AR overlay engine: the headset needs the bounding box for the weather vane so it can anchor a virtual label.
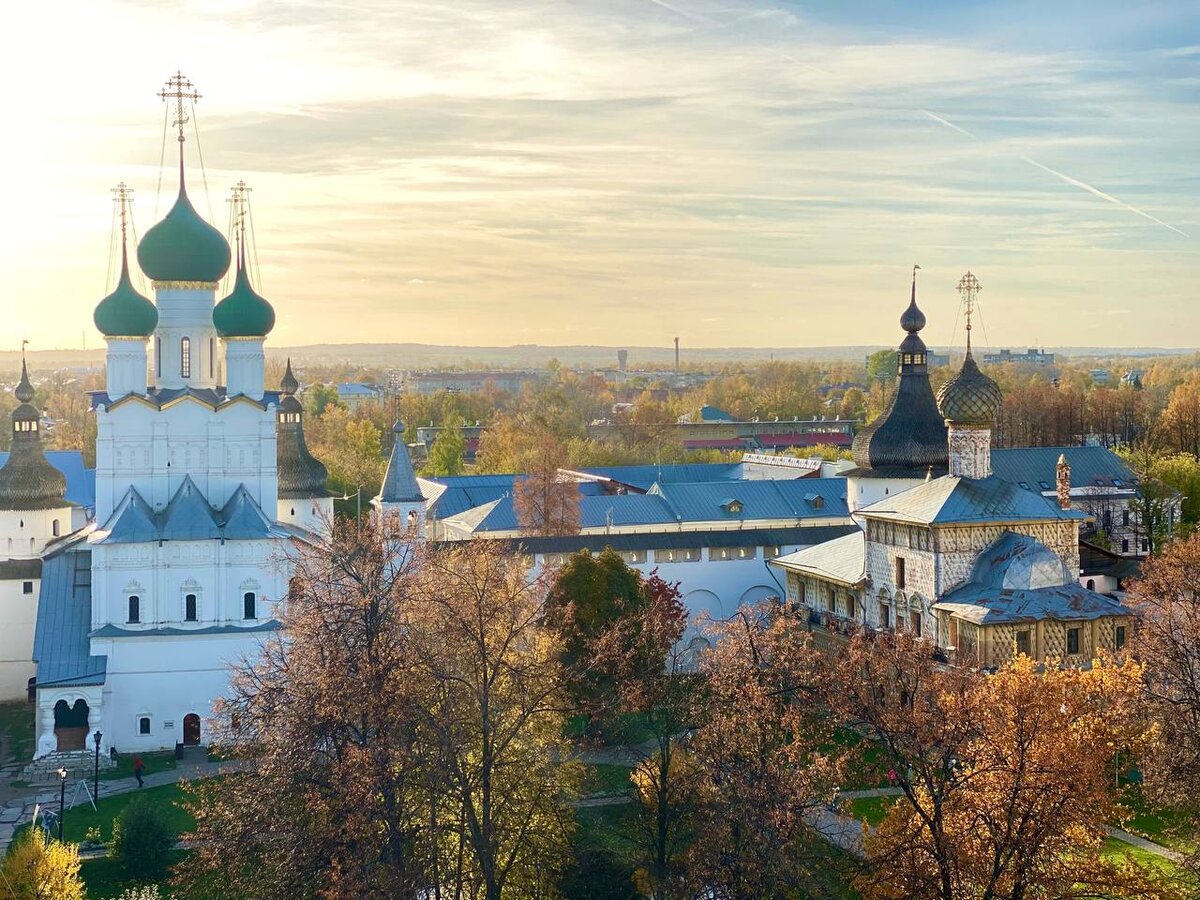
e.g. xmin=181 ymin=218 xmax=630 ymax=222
xmin=158 ymin=72 xmax=201 ymax=144
xmin=111 ymin=182 xmax=134 ymax=242
xmin=956 ymin=271 xmax=982 ymax=351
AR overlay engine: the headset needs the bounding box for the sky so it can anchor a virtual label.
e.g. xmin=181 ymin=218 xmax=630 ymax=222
xmin=2 ymin=0 xmax=1198 ymax=352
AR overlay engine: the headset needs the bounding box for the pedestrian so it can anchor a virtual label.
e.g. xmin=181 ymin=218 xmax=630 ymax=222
xmin=133 ymin=755 xmax=144 ymax=788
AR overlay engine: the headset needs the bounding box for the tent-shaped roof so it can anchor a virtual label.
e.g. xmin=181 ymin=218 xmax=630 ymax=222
xmin=771 ymin=531 xmax=866 ymax=587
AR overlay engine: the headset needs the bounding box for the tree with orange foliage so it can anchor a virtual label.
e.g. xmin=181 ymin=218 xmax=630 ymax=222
xmin=513 ymin=433 xmax=581 ymax=536
xmin=1129 ymin=534 xmax=1200 ymax=877
xmin=829 ymin=632 xmax=1173 ymax=900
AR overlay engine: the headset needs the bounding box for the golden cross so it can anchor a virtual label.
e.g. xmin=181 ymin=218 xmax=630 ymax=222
xmin=158 ymin=72 xmax=201 ymax=143
xmin=228 ymin=180 xmax=252 ymax=248
xmin=956 ymin=271 xmax=982 ymax=351
xmin=111 ymin=182 xmax=134 ymax=242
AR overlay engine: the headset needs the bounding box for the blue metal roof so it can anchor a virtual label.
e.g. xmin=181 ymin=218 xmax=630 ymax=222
xmin=96 ymin=480 xmax=282 ymax=544
xmin=991 ymin=446 xmax=1136 ymax=491
xmin=0 ymin=450 xmax=93 ymax=509
xmin=460 ymin=492 xmax=679 ymax=533
xmin=650 ymin=479 xmax=849 ymax=523
xmin=472 ymin=524 xmax=858 ymax=555
xmin=423 ymin=474 xmax=606 ymax=519
xmin=337 ymin=382 xmax=379 ymax=397
xmin=861 ymin=475 xmax=1087 ymax=526
xmin=576 ymin=463 xmax=743 ymax=492
xmin=33 ymin=548 xmax=107 ymax=688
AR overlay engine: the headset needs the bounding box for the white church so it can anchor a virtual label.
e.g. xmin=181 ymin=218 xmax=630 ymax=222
xmin=25 ymin=76 xmax=429 ymax=760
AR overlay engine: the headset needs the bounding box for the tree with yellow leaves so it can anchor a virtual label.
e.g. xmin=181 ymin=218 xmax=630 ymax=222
xmin=0 ymin=828 xmax=85 ymax=900
xmin=830 ymin=632 xmax=1176 ymax=900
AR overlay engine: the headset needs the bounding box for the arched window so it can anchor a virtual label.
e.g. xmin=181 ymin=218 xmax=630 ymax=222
xmin=180 ymin=337 xmax=191 ymax=378
xmin=1086 ymin=579 xmax=1095 ymax=591
xmin=155 ymin=337 xmax=161 ymax=377
xmin=243 ymin=592 xmax=256 ymax=620
xmin=208 ymin=338 xmax=215 ymax=377
xmin=185 ymin=594 xmax=197 ymax=622
xmin=51 ymin=519 xmax=60 ymax=537
xmin=128 ymin=595 xmax=140 ymax=624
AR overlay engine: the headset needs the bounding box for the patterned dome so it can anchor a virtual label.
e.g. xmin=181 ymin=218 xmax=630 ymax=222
xmin=276 ymin=360 xmax=328 ymax=499
xmin=0 ymin=361 xmax=68 ymax=510
xmin=937 ymin=352 xmax=1003 ymax=426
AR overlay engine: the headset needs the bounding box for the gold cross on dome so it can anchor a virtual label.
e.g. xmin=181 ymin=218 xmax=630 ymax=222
xmin=228 ymin=180 xmax=252 ymax=243
xmin=111 ymin=181 xmax=134 ymax=240
xmin=956 ymin=271 xmax=982 ymax=350
xmin=158 ymin=72 xmax=201 ymax=143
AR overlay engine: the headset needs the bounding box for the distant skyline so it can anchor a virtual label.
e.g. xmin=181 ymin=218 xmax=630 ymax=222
xmin=4 ymin=0 xmax=1198 ymax=351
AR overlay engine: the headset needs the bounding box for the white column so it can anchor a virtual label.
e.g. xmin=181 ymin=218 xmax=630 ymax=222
xmin=105 ymin=338 xmax=149 ymax=397
xmin=224 ymin=338 xmax=265 ymax=399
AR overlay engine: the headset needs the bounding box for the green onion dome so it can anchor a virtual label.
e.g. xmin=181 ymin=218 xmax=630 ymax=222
xmin=937 ymin=351 xmax=1003 ymax=426
xmin=137 ymin=167 xmax=231 ymax=284
xmin=213 ymin=253 xmax=275 ymax=338
xmin=94 ymin=247 xmax=158 ymax=337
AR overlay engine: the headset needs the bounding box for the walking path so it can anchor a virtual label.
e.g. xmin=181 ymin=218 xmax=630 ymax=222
xmin=0 ymin=759 xmax=243 ymax=852
xmin=1105 ymin=826 xmax=1185 ymax=864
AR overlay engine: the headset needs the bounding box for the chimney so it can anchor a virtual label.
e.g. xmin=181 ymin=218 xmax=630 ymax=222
xmin=674 ymin=337 xmax=680 ymax=374
xmin=1056 ymin=454 xmax=1071 ymax=510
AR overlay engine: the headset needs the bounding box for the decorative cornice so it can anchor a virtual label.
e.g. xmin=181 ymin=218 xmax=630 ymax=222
xmin=103 ymin=335 xmax=151 ymax=343
xmin=223 ymin=336 xmax=266 ymax=343
xmin=152 ymin=280 xmax=218 ymax=291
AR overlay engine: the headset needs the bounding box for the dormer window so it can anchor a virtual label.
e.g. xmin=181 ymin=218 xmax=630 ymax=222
xmin=721 ymin=499 xmax=744 ymax=515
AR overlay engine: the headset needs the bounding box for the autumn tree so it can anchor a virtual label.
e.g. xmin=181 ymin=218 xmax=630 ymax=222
xmin=178 ymin=518 xmax=428 ymax=898
xmin=1129 ymin=535 xmax=1200 ymax=876
xmin=686 ymin=606 xmax=845 ymax=898
xmin=0 ymin=829 xmax=86 ymax=900
xmin=513 ymin=434 xmax=581 ymax=536
xmin=411 ymin=541 xmax=578 ymax=900
xmin=829 ymin=633 xmax=1167 ymax=900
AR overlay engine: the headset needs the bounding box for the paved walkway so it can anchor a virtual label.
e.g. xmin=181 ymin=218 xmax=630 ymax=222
xmin=1105 ymin=826 xmax=1185 ymax=863
xmin=0 ymin=759 xmax=242 ymax=852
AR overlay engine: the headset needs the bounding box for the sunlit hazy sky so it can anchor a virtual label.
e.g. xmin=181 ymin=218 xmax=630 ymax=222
xmin=3 ymin=0 xmax=1198 ymax=351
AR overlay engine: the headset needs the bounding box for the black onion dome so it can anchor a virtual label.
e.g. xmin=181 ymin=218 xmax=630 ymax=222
xmin=850 ymin=274 xmax=947 ymax=477
xmin=0 ymin=362 xmax=68 ymax=510
xmin=276 ymin=360 xmax=328 ymax=499
xmin=937 ymin=351 xmax=1002 ymax=426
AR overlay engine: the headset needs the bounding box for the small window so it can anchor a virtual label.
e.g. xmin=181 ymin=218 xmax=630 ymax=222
xmin=1015 ymin=630 xmax=1031 ymax=656
xmin=797 ymin=581 xmax=806 ymax=606
xmin=1103 ymin=510 xmax=1113 ymax=530
xmin=1121 ymin=539 xmax=1129 ymax=553
xmin=181 ymin=336 xmax=191 ymax=378
xmin=1115 ymin=625 xmax=1126 ymax=650
xmin=138 ymin=717 xmax=151 ymax=735
xmin=825 ymin=589 xmax=835 ymax=612
xmin=846 ymin=595 xmax=856 ymax=619
xmin=1066 ymin=627 xmax=1080 ymax=655
xmin=880 ymin=604 xmax=890 ymax=628
xmin=622 ymin=550 xmax=646 ymax=565
xmin=1122 ymin=510 xmax=1130 ymax=527
xmin=209 ymin=338 xmax=215 ymax=377
xmin=243 ymin=592 xmax=256 ymax=620
xmin=22 ymin=581 xmax=33 ymax=595
xmin=52 ymin=519 xmax=60 ymax=537
xmin=185 ymin=593 xmax=197 ymax=622
xmin=155 ymin=336 xmax=161 ymax=377
xmin=1141 ymin=539 xmax=1149 ymax=552
xmin=895 ymin=556 xmax=906 ymax=589
xmin=911 ymin=611 xmax=922 ymax=636
xmin=128 ymin=595 xmax=140 ymax=624
xmin=762 ymin=546 xmax=781 ymax=559
xmin=1086 ymin=579 xmax=1095 ymax=591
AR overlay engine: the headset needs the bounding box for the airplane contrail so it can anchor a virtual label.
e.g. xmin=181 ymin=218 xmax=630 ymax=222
xmin=646 ymin=0 xmax=1189 ymax=239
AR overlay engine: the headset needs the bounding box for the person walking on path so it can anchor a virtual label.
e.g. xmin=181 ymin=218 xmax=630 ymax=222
xmin=133 ymin=756 xmax=144 ymax=788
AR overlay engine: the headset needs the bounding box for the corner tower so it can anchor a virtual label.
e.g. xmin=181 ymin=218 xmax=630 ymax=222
xmin=276 ymin=360 xmax=332 ymax=532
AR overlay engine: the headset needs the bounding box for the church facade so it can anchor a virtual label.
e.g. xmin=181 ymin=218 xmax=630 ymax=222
xmin=31 ymin=83 xmax=334 ymax=759
xmin=772 ymin=274 xmax=1133 ymax=668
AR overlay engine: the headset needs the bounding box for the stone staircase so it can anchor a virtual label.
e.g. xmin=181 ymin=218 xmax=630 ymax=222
xmin=21 ymin=749 xmax=115 ymax=783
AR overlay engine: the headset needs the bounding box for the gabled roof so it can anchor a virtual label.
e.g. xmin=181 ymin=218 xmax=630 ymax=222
xmin=991 ymin=446 xmax=1137 ymax=492
xmin=90 ymin=388 xmax=281 ymax=413
xmin=649 ymin=478 xmax=848 ymax=522
xmin=859 ymin=474 xmax=1087 ymax=526
xmin=93 ymin=482 xmax=283 ymax=544
xmin=771 ymin=530 xmax=866 ymax=587
xmin=33 ymin=548 xmax=107 ymax=688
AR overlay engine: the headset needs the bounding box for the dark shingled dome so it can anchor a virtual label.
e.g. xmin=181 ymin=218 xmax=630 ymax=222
xmin=850 ymin=275 xmax=948 ymax=477
xmin=276 ymin=360 xmax=329 ymax=499
xmin=0 ymin=362 xmax=68 ymax=510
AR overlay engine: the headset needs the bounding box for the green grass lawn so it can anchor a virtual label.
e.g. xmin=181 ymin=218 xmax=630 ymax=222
xmin=1115 ymin=785 xmax=1198 ymax=855
xmin=580 ymin=762 xmax=633 ymax=796
xmin=830 ymin=726 xmax=892 ymax=790
xmin=81 ymin=849 xmax=189 ymax=900
xmin=0 ymin=699 xmax=34 ymax=764
xmin=101 ymin=749 xmax=177 ymax=783
xmin=21 ymin=782 xmax=194 ymax=846
xmin=842 ymin=795 xmax=895 ymax=827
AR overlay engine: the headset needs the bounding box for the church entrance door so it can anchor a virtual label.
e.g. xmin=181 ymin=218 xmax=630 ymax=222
xmin=54 ymin=699 xmax=89 ymax=751
xmin=183 ymin=714 xmax=201 ymax=746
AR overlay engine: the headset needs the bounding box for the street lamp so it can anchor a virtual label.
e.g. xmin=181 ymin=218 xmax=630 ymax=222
xmin=340 ymin=487 xmax=363 ymax=523
xmin=92 ymin=730 xmax=102 ymax=806
xmin=56 ymin=767 xmax=67 ymax=842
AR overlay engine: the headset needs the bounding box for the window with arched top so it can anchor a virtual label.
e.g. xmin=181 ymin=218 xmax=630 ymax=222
xmin=180 ymin=337 xmax=191 ymax=378
xmin=209 ymin=338 xmax=214 ymax=377
xmin=243 ymin=592 xmax=256 ymax=620
xmin=128 ymin=595 xmax=140 ymax=624
xmin=51 ymin=519 xmax=60 ymax=537
xmin=155 ymin=337 xmax=161 ymax=377
xmin=185 ymin=593 xmax=197 ymax=622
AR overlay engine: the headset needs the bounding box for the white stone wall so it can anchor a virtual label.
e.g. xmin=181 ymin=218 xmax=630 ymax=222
xmin=105 ymin=339 xmax=150 ymax=398
xmin=947 ymin=426 xmax=990 ymax=479
xmin=847 ymin=475 xmax=927 ymax=513
xmin=152 ymin=286 xmax=221 ymax=390
xmin=278 ymin=497 xmax=335 ymax=537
